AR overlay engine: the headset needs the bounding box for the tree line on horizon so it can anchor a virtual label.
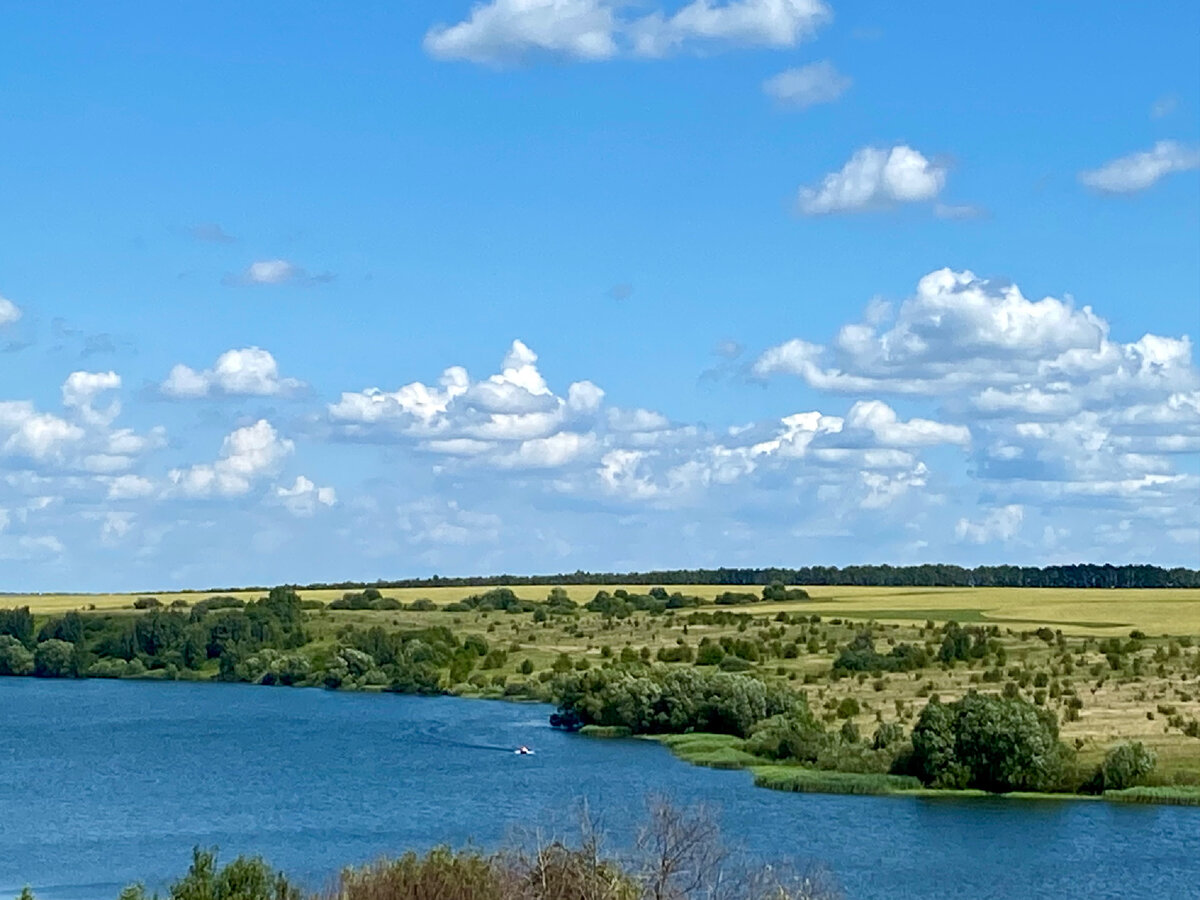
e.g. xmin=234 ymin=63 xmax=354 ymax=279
xmin=198 ymin=562 xmax=1200 ymax=595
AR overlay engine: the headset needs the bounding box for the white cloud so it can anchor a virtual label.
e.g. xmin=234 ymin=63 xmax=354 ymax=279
xmin=226 ymin=259 xmax=332 ymax=287
xmin=0 ymin=295 xmax=21 ymax=326
xmin=169 ymin=419 xmax=294 ymax=498
xmin=275 ymin=476 xmax=337 ymax=517
xmin=397 ymin=499 xmax=502 ymax=546
xmin=798 ymin=145 xmax=948 ymax=214
xmin=0 ymin=402 xmax=85 ymax=462
xmin=330 ymin=339 xmax=604 ymax=466
xmin=1080 ymin=140 xmax=1200 ymax=194
xmin=162 ymin=347 xmax=303 ymax=398
xmin=244 ymin=259 xmax=300 ymax=284
xmin=98 ymin=511 xmax=134 ymax=544
xmin=106 ymin=474 xmax=156 ymax=500
xmin=955 ymin=505 xmax=1024 ymax=544
xmin=843 ymin=400 xmax=970 ymax=447
xmin=62 ymin=371 xmax=122 ymax=426
xmin=763 ymin=61 xmax=850 ymax=109
xmin=629 ymin=0 xmax=831 ymax=58
xmin=425 ymin=0 xmax=619 ymax=63
xmin=424 ymin=0 xmax=830 ymax=64
xmin=754 ymin=268 xmax=1117 ymax=393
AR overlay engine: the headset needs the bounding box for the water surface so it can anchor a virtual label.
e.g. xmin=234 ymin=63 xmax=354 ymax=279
xmin=1 ymin=679 xmax=1196 ymax=900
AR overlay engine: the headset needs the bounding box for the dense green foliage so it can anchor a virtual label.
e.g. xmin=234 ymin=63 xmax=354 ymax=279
xmin=549 ymin=665 xmax=798 ymax=736
xmin=832 ymin=631 xmax=930 ymax=673
xmin=0 ymin=605 xmax=34 ymax=646
xmin=908 ymin=693 xmax=1070 ymax=792
xmin=224 ymin=562 xmax=1200 ymax=593
xmin=1095 ymin=741 xmax=1157 ymax=792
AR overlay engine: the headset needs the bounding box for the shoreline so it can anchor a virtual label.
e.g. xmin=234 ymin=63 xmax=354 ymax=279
xmin=3 ymin=672 xmax=1198 ymax=807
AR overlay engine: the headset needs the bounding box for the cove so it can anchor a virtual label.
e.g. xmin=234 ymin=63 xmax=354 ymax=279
xmin=1 ymin=679 xmax=1196 ymax=900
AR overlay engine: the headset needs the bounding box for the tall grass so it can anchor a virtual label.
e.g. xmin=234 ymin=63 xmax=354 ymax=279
xmin=752 ymin=765 xmax=922 ymax=796
xmin=1103 ymin=786 xmax=1200 ymax=806
xmin=656 ymin=733 xmax=767 ymax=770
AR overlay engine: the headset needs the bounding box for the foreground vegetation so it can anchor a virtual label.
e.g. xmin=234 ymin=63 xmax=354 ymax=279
xmin=13 ymin=800 xmax=840 ymax=900
xmin=2 ymin=581 xmax=1198 ymax=802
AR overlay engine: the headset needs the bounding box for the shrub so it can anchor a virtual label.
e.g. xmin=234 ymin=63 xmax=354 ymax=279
xmin=133 ymin=597 xmax=162 ymax=610
xmin=909 ymin=693 xmax=1068 ymax=792
xmin=0 ymin=635 xmax=35 ymax=675
xmin=835 ymin=697 xmax=860 ymax=719
xmin=33 ymin=639 xmax=76 ymax=678
xmin=1098 ymin=741 xmax=1157 ymax=791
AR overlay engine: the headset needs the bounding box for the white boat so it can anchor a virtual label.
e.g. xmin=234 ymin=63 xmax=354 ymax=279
xmin=515 ymin=745 xmax=534 ymax=755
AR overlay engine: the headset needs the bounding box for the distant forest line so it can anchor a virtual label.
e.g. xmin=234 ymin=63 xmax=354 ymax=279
xmin=196 ymin=563 xmax=1200 ymax=594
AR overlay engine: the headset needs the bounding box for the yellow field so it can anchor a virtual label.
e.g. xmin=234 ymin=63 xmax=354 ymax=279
xmin=5 ymin=584 xmax=1199 ymax=636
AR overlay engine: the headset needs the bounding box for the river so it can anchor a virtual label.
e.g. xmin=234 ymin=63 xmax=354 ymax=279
xmin=0 ymin=679 xmax=1195 ymax=900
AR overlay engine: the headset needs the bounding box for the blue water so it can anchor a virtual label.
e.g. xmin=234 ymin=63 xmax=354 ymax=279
xmin=1 ymin=680 xmax=1196 ymax=900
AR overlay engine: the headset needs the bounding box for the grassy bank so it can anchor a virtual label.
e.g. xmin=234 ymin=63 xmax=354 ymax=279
xmin=645 ymin=731 xmax=1196 ymax=806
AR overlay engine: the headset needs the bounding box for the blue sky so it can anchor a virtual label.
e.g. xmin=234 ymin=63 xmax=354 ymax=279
xmin=1 ymin=0 xmax=1198 ymax=591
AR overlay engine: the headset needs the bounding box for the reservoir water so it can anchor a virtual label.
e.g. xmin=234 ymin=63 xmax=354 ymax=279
xmin=1 ymin=679 xmax=1196 ymax=900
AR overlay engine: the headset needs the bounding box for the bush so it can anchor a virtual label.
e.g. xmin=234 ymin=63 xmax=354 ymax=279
xmin=0 ymin=635 xmax=35 ymax=675
xmin=835 ymin=697 xmax=860 ymax=719
xmin=407 ymin=598 xmax=436 ymax=611
xmin=718 ymin=656 xmax=753 ymax=672
xmin=33 ymin=639 xmax=76 ymax=678
xmin=695 ymin=643 xmax=725 ymax=666
xmin=909 ymin=693 xmax=1068 ymax=792
xmin=133 ymin=597 xmax=162 ymax=610
xmin=1097 ymin=741 xmax=1157 ymax=791
xmin=714 ymin=592 xmax=759 ymax=606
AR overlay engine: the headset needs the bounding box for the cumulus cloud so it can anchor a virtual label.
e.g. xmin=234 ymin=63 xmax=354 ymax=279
xmin=425 ymin=0 xmax=619 ymax=63
xmin=225 ymin=259 xmax=333 ymax=286
xmin=0 ymin=402 xmax=86 ymax=462
xmin=0 ymin=295 xmax=21 ymax=327
xmin=754 ymin=268 xmax=1120 ymax=393
xmin=1080 ymin=140 xmax=1200 ymax=194
xmin=329 ymin=339 xmax=607 ymax=469
xmin=275 ymin=476 xmax=337 ymax=517
xmin=628 ymin=0 xmax=831 ymax=57
xmin=798 ymin=145 xmax=948 ymax=214
xmin=168 ymin=419 xmax=294 ymax=497
xmin=62 ymin=371 xmax=122 ymax=426
xmin=752 ymin=267 xmax=1200 ymax=528
xmin=161 ymin=347 xmax=304 ymax=398
xmin=763 ymin=61 xmax=851 ymax=109
xmin=956 ymin=505 xmax=1024 ymax=544
xmin=425 ymin=0 xmax=831 ymax=65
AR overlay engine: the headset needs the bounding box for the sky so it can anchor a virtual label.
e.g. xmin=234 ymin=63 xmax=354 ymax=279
xmin=0 ymin=0 xmax=1198 ymax=591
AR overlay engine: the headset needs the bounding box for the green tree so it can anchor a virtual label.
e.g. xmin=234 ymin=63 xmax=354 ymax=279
xmin=1099 ymin=741 xmax=1156 ymax=791
xmin=33 ymin=639 xmax=76 ymax=678
xmin=0 ymin=606 xmax=35 ymax=646
xmin=910 ymin=693 xmax=1067 ymax=792
xmin=169 ymin=848 xmax=301 ymax=900
xmin=0 ymin=635 xmax=35 ymax=675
